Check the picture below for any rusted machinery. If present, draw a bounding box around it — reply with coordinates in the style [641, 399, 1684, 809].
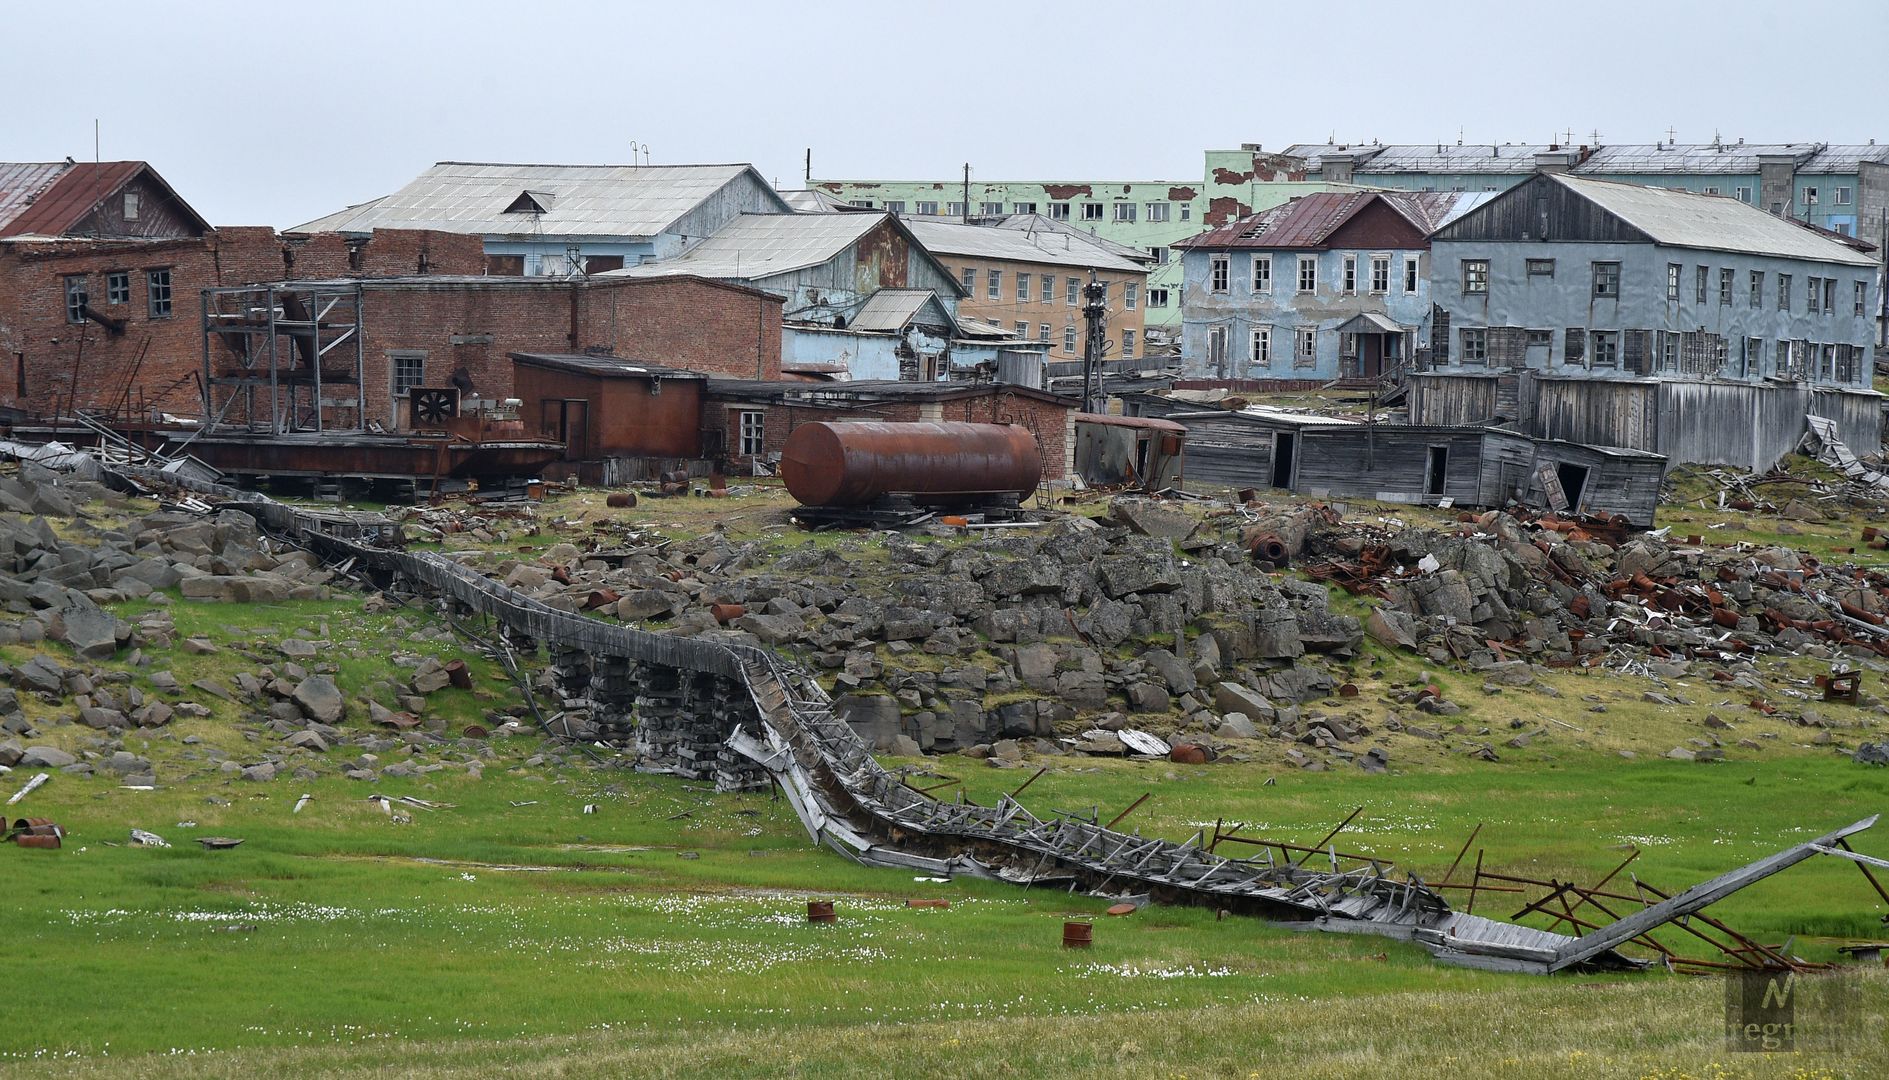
[781, 422, 1041, 515]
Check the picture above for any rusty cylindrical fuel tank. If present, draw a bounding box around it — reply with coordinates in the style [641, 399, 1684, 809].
[780, 421, 1041, 508]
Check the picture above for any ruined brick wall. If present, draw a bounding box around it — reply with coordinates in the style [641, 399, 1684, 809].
[577, 278, 782, 380]
[0, 227, 484, 419]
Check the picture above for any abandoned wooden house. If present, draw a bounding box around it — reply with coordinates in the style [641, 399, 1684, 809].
[1414, 172, 1881, 470]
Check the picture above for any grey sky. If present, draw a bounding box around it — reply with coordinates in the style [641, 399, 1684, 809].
[8, 0, 1885, 228]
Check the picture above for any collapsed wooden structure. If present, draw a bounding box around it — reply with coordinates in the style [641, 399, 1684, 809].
[81, 458, 1889, 973]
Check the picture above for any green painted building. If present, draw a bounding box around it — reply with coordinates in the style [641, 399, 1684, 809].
[814, 147, 1361, 343]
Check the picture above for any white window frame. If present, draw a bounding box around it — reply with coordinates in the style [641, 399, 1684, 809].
[1012, 201, 1037, 215]
[737, 410, 765, 456]
[980, 201, 1004, 216]
[1370, 254, 1390, 293]
[1210, 254, 1229, 294]
[1297, 255, 1317, 293]
[1121, 328, 1135, 358]
[1403, 254, 1420, 292]
[960, 267, 976, 292]
[1081, 203, 1103, 221]
[987, 269, 1002, 300]
[1250, 325, 1272, 368]
[1462, 259, 1488, 294]
[915, 200, 938, 216]
[1016, 274, 1030, 303]
[1146, 287, 1169, 308]
[1114, 202, 1136, 223]
[1145, 202, 1170, 222]
[1063, 324, 1078, 352]
[1124, 283, 1138, 310]
[1252, 254, 1272, 292]
[1038, 323, 1051, 342]
[1294, 327, 1317, 367]
[1341, 254, 1358, 294]
[1066, 277, 1080, 305]
[1835, 186, 1853, 206]
[1049, 202, 1070, 220]
[1041, 273, 1054, 300]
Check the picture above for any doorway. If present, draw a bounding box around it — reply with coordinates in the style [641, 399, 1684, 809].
[1271, 433, 1296, 488]
[1555, 463, 1591, 514]
[1424, 445, 1448, 499]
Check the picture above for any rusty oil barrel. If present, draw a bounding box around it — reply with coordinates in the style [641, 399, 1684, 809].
[780, 421, 1040, 507]
[1062, 921, 1093, 948]
[807, 900, 837, 924]
[606, 491, 638, 509]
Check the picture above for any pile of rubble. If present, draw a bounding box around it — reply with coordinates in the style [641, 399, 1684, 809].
[469, 496, 1365, 756]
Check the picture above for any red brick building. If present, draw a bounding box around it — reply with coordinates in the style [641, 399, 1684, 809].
[0, 160, 486, 418]
[702, 379, 1075, 480]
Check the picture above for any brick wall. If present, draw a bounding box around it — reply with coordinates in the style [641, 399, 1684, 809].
[0, 227, 485, 418]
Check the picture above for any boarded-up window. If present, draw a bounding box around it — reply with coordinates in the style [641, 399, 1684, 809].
[1563, 328, 1585, 365]
[1488, 327, 1527, 369]
[1622, 330, 1649, 375]
[486, 254, 524, 275]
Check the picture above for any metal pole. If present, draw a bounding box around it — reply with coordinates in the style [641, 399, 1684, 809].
[1081, 270, 1105, 413]
[199, 288, 212, 425]
[312, 288, 323, 434]
[962, 163, 970, 224]
[266, 286, 280, 435]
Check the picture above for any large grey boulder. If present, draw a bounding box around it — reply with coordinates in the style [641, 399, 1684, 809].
[291, 675, 346, 724]
[20, 745, 75, 768]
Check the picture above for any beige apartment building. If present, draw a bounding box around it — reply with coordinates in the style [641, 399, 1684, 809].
[904, 218, 1151, 363]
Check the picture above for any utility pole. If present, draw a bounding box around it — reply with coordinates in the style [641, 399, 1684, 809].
[962, 163, 971, 224]
[1079, 270, 1107, 413]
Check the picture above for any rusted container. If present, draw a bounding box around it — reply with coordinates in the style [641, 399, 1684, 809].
[1062, 921, 1093, 948]
[710, 603, 744, 624]
[16, 833, 60, 849]
[606, 491, 637, 509]
[807, 900, 837, 924]
[444, 659, 474, 689]
[780, 422, 1041, 507]
[905, 898, 950, 909]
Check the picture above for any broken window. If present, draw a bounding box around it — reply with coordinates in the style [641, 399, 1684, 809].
[1592, 261, 1621, 298]
[1206, 325, 1227, 371]
[1857, 280, 1869, 317]
[106, 271, 130, 305]
[1121, 329, 1135, 358]
[1719, 268, 1734, 306]
[123, 190, 140, 220]
[1590, 330, 1619, 367]
[960, 267, 976, 292]
[1010, 201, 1035, 215]
[1251, 326, 1272, 367]
[1526, 258, 1555, 278]
[884, 201, 906, 215]
[146, 269, 172, 318]
[1252, 254, 1271, 292]
[737, 410, 765, 456]
[1623, 330, 1649, 374]
[915, 200, 938, 215]
[1067, 277, 1080, 305]
[1210, 255, 1229, 294]
[1564, 328, 1585, 365]
[1013, 320, 1029, 337]
[1667, 263, 1681, 301]
[1525, 329, 1554, 348]
[1145, 202, 1170, 222]
[1342, 254, 1357, 293]
[1081, 203, 1103, 221]
[946, 201, 965, 217]
[1807, 276, 1820, 311]
[980, 201, 1004, 216]
[1294, 328, 1316, 367]
[1822, 278, 1836, 315]
[1147, 288, 1169, 308]
[1404, 254, 1420, 292]
[1297, 256, 1317, 293]
[63, 275, 88, 324]
[1777, 273, 1792, 311]
[1776, 339, 1791, 376]
[1371, 255, 1390, 292]
[1750, 270, 1763, 308]
[1460, 328, 1488, 364]
[1695, 266, 1708, 304]
[1048, 202, 1069, 220]
[1114, 203, 1136, 223]
[1462, 259, 1489, 294]
[1743, 337, 1762, 378]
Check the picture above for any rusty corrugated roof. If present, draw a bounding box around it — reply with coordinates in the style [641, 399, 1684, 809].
[0, 161, 151, 237]
[0, 162, 74, 234]
[1175, 191, 1493, 250]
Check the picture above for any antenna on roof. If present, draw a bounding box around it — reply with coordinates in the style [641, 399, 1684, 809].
[1665, 126, 1677, 145]
[93, 119, 99, 164]
[1457, 126, 1464, 146]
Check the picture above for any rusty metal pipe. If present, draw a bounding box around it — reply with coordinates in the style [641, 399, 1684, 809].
[780, 421, 1040, 507]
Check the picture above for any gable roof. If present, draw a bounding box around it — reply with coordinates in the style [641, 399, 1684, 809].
[1541, 174, 1876, 266]
[290, 161, 789, 239]
[902, 217, 1146, 272]
[0, 161, 209, 238]
[846, 288, 954, 332]
[606, 211, 892, 280]
[1174, 191, 1488, 251]
[992, 214, 1155, 263]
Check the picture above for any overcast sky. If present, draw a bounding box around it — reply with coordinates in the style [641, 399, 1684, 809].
[9, 1, 1886, 228]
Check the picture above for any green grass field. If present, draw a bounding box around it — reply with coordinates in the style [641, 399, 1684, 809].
[4, 476, 1889, 1076]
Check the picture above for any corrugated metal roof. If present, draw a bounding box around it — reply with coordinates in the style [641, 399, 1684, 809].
[1546, 174, 1876, 266]
[903, 218, 1146, 272]
[606, 212, 891, 280]
[847, 289, 952, 332]
[291, 162, 787, 238]
[0, 161, 172, 237]
[0, 162, 71, 233]
[509, 352, 704, 379]
[1283, 141, 1889, 178]
[777, 188, 866, 213]
[1801, 144, 1889, 174]
[1176, 191, 1485, 250]
[992, 214, 1154, 263]
[1575, 142, 1818, 175]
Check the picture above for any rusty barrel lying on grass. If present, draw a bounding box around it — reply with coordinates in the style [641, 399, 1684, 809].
[1062, 921, 1093, 948]
[807, 900, 836, 924]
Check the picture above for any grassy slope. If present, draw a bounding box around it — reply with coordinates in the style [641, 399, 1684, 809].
[3, 478, 1888, 1076]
